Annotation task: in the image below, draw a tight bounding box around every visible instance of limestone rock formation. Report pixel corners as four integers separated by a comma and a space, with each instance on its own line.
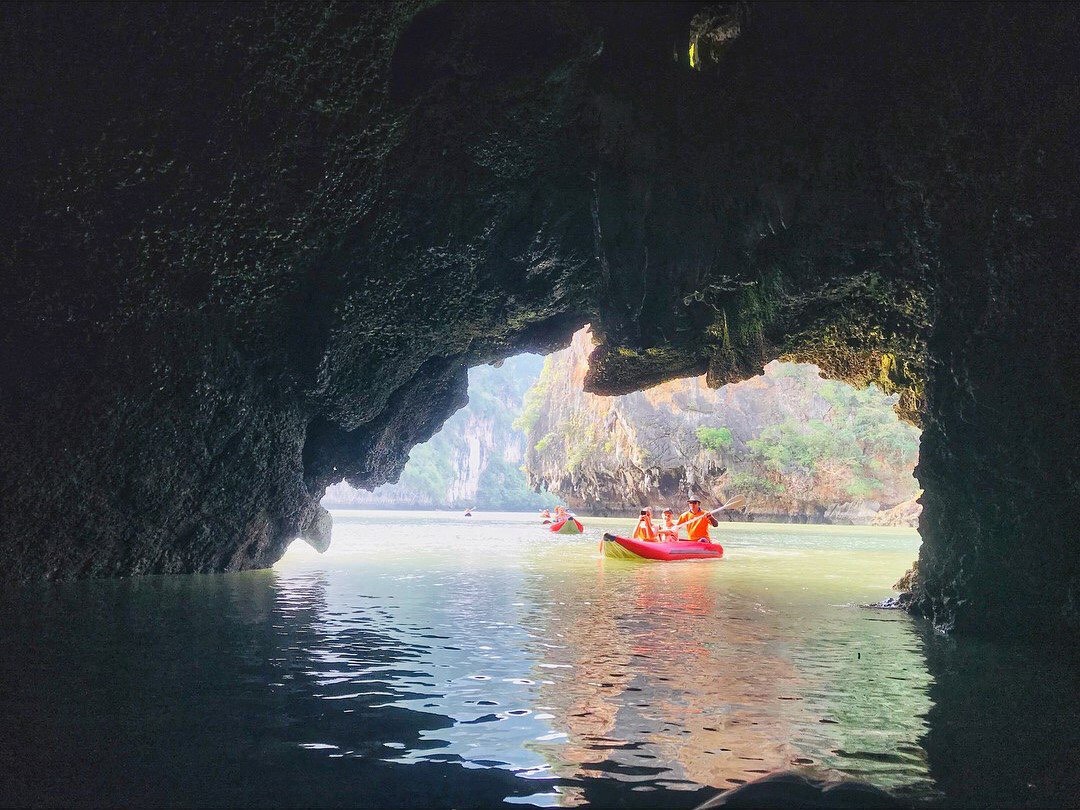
322, 355, 552, 510
521, 328, 920, 521
1, 3, 1076, 641
872, 497, 923, 529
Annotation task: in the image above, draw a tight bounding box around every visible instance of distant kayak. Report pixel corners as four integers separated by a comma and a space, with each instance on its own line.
601, 533, 724, 561
550, 518, 584, 534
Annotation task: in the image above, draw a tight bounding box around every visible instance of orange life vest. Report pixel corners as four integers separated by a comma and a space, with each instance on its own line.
633, 517, 657, 542
678, 509, 715, 541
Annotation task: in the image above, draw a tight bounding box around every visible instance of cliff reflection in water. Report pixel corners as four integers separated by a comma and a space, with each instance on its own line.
517, 544, 933, 802
0, 511, 1078, 808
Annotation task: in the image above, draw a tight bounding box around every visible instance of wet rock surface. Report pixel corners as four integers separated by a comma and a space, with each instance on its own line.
865, 593, 915, 611
1, 3, 1077, 641
872, 498, 922, 528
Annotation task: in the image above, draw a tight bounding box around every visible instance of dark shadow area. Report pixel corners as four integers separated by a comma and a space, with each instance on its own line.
0, 573, 528, 808
920, 630, 1080, 808
0, 570, 709, 808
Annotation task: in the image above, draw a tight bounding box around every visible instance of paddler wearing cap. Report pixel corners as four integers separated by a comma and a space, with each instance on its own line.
678, 496, 719, 543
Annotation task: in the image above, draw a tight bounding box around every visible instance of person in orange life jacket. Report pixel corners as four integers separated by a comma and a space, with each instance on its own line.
657, 508, 679, 542
632, 507, 658, 542
678, 498, 718, 542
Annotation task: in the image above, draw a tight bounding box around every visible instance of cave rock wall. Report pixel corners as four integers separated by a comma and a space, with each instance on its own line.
1, 3, 1077, 640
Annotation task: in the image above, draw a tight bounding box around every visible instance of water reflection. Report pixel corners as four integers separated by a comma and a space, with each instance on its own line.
0, 572, 533, 807
516, 545, 934, 803
0, 513, 1077, 808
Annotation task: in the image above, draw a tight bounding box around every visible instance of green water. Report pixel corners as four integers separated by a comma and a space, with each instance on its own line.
1, 511, 1077, 807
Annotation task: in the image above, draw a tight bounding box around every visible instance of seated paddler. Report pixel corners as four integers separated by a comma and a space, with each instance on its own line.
678, 497, 718, 543
633, 507, 658, 542
657, 508, 679, 542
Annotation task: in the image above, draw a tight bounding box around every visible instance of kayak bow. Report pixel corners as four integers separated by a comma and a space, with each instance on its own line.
601, 533, 724, 561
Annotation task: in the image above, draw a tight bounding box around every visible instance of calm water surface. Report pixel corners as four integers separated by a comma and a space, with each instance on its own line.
2, 511, 1078, 807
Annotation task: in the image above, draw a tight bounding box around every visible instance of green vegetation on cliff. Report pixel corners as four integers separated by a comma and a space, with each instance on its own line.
521, 328, 920, 522
512, 357, 554, 436
696, 426, 734, 452
733, 375, 918, 502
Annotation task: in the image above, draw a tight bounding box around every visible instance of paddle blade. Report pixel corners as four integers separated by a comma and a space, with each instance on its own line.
722, 494, 747, 511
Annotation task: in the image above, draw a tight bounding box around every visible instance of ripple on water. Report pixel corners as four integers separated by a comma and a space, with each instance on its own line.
0, 515, 990, 808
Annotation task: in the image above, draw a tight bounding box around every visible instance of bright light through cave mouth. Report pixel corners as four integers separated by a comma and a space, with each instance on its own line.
315, 326, 922, 543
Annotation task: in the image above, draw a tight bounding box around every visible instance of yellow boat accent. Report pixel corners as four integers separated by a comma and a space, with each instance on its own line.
601, 537, 655, 561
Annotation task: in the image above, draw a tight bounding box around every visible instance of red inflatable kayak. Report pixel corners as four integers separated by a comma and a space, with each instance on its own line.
601, 533, 724, 561
550, 517, 584, 534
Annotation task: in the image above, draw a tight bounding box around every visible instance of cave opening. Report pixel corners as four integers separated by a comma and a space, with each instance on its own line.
308, 324, 922, 589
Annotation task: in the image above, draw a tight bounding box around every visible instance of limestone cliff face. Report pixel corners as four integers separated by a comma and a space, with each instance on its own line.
443, 414, 501, 505
1, 3, 1076, 641
323, 355, 548, 510
321, 411, 505, 509
522, 329, 920, 522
